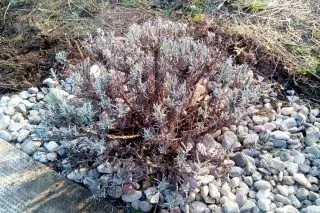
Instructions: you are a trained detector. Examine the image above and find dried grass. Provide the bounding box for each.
[206,0,320,78]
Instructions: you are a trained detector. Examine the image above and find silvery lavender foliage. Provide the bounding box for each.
[40,19,264,193]
[43,89,96,127]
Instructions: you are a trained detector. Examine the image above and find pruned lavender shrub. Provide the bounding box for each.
[40,19,261,193]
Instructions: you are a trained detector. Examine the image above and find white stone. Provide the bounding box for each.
[28,87,39,94]
[240,200,256,212]
[254,180,272,190]
[0,130,12,141]
[277,185,289,197]
[190,201,210,213]
[0,114,10,130]
[33,151,48,163]
[16,103,27,113]
[17,129,30,142]
[209,183,220,199]
[46,152,57,161]
[7,97,22,108]
[44,141,59,152]
[221,199,239,213]
[43,78,58,88]
[256,189,271,200]
[293,173,311,188]
[201,185,209,198]
[258,198,271,212]
[198,175,214,185]
[281,107,294,116]
[122,191,142,203]
[271,131,290,140]
[222,131,238,149]
[7,120,23,132]
[12,113,24,123]
[97,162,113,174]
[21,99,34,109]
[21,140,40,154]
[4,106,15,116]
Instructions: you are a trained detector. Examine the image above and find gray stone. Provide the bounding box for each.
[301,206,320,213]
[131,200,140,210]
[305,146,320,158]
[139,201,152,212]
[67,170,84,183]
[28,87,39,94]
[190,201,210,213]
[286,162,299,175]
[296,188,309,200]
[230,177,240,188]
[46,152,57,161]
[256,189,271,200]
[222,131,238,149]
[254,180,272,190]
[244,176,253,186]
[291,151,305,164]
[272,139,287,148]
[315,198,320,206]
[221,199,239,213]
[267,158,286,171]
[97,162,113,174]
[12,113,24,123]
[209,183,220,199]
[33,151,48,163]
[243,133,259,146]
[16,103,27,113]
[7,120,23,132]
[21,99,34,109]
[0,114,10,130]
[299,164,311,174]
[229,167,243,177]
[17,129,30,143]
[7,97,22,108]
[0,130,12,141]
[28,114,41,125]
[263,122,277,131]
[21,140,41,155]
[289,195,302,208]
[293,173,311,188]
[240,200,256,212]
[252,115,268,125]
[271,131,290,140]
[44,141,59,152]
[275,194,291,205]
[277,185,289,196]
[281,118,297,129]
[252,172,262,181]
[257,198,271,211]
[309,192,320,201]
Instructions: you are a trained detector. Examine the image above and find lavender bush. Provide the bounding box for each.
[41,19,261,190]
